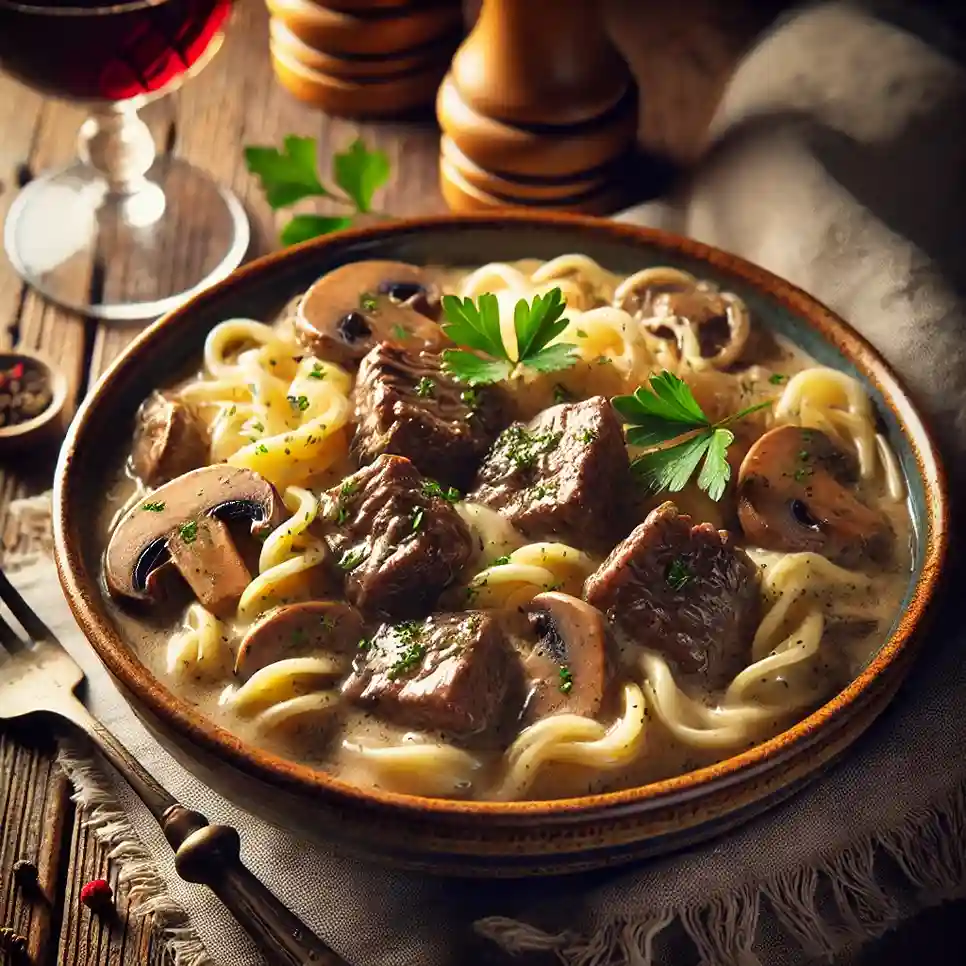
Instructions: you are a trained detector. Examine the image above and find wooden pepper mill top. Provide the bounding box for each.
[450,0,633,126]
[437,0,639,213]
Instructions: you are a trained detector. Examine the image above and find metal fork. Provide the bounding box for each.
[0,568,350,966]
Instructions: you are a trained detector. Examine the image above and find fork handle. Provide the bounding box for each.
[62,709,351,966]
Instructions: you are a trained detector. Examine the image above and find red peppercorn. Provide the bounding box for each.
[79,878,114,913]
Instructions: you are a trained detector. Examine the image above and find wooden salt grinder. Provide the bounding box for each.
[436,0,639,213]
[266,0,464,118]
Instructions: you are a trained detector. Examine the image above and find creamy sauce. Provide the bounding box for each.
[95,258,915,801]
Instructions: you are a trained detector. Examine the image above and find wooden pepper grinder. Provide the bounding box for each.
[437,0,639,212]
[266,0,464,118]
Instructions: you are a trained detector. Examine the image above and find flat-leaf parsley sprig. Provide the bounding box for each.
[244,135,390,247]
[440,287,579,386]
[612,371,772,501]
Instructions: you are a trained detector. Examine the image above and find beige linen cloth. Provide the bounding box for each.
[6,3,966,964]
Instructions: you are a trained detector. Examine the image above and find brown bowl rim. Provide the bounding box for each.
[53,211,950,821]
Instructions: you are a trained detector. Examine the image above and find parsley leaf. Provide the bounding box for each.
[440,288,578,385]
[440,351,513,386]
[333,138,390,213]
[244,135,330,209]
[617,371,772,501]
[439,293,508,359]
[281,215,352,247]
[696,427,734,501]
[244,135,391,245]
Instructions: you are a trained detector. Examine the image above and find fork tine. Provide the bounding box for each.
[0,568,55,644]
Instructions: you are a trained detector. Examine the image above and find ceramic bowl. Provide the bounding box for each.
[52,213,949,877]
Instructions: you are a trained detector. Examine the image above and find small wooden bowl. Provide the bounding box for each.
[0,348,69,456]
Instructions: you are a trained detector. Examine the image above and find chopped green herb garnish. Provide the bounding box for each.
[460,388,479,409]
[422,479,461,503]
[575,329,588,338]
[793,466,813,482]
[577,428,598,444]
[386,622,427,680]
[440,288,578,385]
[308,363,326,380]
[769,373,788,385]
[255,443,269,455]
[559,665,574,695]
[491,554,511,567]
[142,501,165,512]
[415,376,435,398]
[358,637,373,652]
[495,425,563,469]
[359,292,378,312]
[338,547,368,571]
[251,421,264,433]
[411,507,425,532]
[178,520,198,544]
[613,371,772,502]
[288,394,310,412]
[391,324,410,340]
[531,482,557,500]
[666,557,692,591]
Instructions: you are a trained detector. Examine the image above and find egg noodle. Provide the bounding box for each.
[158,255,904,800]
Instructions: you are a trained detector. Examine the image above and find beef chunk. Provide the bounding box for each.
[469,396,633,552]
[320,455,472,619]
[343,611,518,735]
[583,501,760,691]
[353,342,506,490]
[131,391,209,487]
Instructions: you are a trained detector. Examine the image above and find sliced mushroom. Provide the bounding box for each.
[234,600,364,678]
[105,465,284,618]
[615,269,750,370]
[296,260,448,367]
[131,391,210,487]
[737,425,892,563]
[522,591,610,722]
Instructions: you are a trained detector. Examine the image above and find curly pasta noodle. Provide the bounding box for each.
[641,551,875,751]
[179,318,354,490]
[495,682,647,799]
[220,656,344,730]
[342,734,484,798]
[237,486,328,623]
[465,542,597,609]
[774,367,905,501]
[166,603,230,681]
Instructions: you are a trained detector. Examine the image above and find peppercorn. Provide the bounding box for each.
[79,878,113,913]
[12,859,38,893]
[0,926,28,956]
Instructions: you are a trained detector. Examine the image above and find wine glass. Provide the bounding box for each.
[0,0,249,321]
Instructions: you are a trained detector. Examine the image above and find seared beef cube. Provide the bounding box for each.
[469,396,632,552]
[584,501,760,691]
[343,611,517,735]
[321,455,472,619]
[353,342,506,490]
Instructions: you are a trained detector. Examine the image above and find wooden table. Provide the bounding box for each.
[3,2,962,964]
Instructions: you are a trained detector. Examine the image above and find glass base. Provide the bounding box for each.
[3,157,250,322]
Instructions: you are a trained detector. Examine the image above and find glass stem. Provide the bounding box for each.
[77,103,157,197]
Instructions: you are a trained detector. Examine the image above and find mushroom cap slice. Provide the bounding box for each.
[523,591,610,722]
[296,260,448,368]
[131,391,210,487]
[104,465,284,609]
[737,425,892,563]
[235,600,364,678]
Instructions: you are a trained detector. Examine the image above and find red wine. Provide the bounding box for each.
[0,0,232,102]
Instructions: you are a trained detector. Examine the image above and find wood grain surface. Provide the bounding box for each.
[2,1,962,964]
